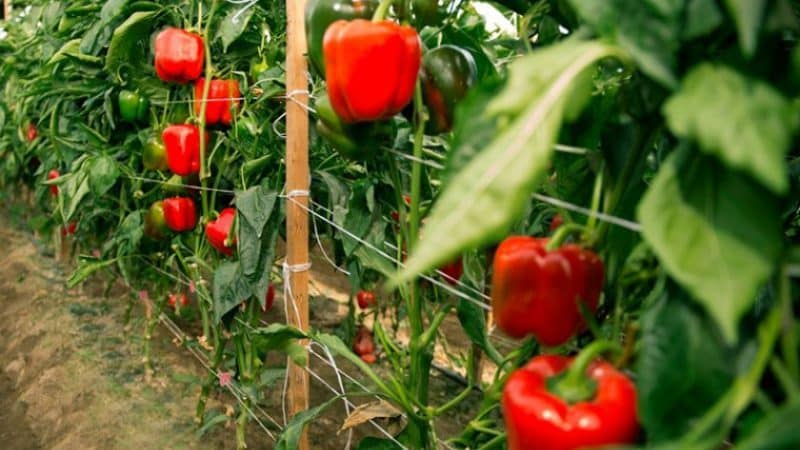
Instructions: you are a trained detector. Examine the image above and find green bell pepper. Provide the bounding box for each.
[420,45,477,134]
[118,90,149,123]
[315,93,388,161]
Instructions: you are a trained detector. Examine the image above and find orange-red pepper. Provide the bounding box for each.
[154,28,205,84]
[194,78,241,126]
[323,19,421,123]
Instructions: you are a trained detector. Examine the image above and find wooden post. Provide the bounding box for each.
[2,0,7,20]
[285,1,310,449]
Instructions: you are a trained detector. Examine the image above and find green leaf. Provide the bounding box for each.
[105,11,157,74]
[80,0,130,55]
[725,0,766,57]
[637,148,781,342]
[253,324,309,366]
[684,0,723,40]
[274,396,340,450]
[568,0,679,88]
[356,437,403,450]
[663,64,799,194]
[636,288,734,442]
[392,40,624,286]
[736,402,800,450]
[218,6,256,52]
[86,155,119,197]
[58,172,91,223]
[236,185,277,239]
[212,261,251,323]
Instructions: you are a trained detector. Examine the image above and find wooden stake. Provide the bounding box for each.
[285,1,310,449]
[2,0,7,20]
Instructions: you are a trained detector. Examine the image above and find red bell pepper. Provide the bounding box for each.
[264,284,275,312]
[353,326,375,357]
[162,124,208,176]
[491,236,603,346]
[205,207,236,256]
[323,19,421,123]
[503,354,638,450]
[27,123,37,142]
[356,290,376,309]
[47,169,60,196]
[61,221,77,237]
[154,28,205,84]
[440,257,463,286]
[194,78,241,126]
[162,197,197,232]
[168,293,190,309]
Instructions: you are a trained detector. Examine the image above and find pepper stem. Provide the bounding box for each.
[373,0,394,21]
[545,223,584,251]
[548,340,622,404]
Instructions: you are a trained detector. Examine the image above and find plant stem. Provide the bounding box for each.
[197,0,220,220]
[779,264,799,381]
[373,0,394,21]
[196,338,225,424]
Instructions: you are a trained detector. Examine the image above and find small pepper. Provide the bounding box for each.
[168,293,190,309]
[491,236,603,346]
[323,19,421,123]
[26,123,37,142]
[205,207,236,256]
[194,78,241,126]
[143,201,170,239]
[264,284,276,312]
[503,354,638,450]
[162,124,208,176]
[439,257,463,286]
[118,90,150,123]
[162,197,197,232]
[143,138,168,171]
[353,326,375,356]
[154,28,205,84]
[356,290,376,309]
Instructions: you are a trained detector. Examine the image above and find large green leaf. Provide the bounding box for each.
[736,402,800,450]
[392,40,625,285]
[212,261,252,323]
[218,6,256,52]
[637,288,734,442]
[725,0,767,57]
[105,11,157,74]
[637,148,781,342]
[274,396,340,450]
[86,155,119,197]
[568,0,679,88]
[663,64,799,194]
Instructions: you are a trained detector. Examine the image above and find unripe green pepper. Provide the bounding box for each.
[411,0,445,27]
[118,90,149,123]
[420,45,477,134]
[142,139,168,171]
[144,201,170,240]
[305,0,379,74]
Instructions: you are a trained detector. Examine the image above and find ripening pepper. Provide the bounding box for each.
[154,28,205,84]
[162,197,197,232]
[439,257,463,286]
[420,45,477,134]
[305,0,379,74]
[323,19,421,123]
[315,93,387,160]
[205,207,236,256]
[194,78,241,126]
[143,201,170,239]
[143,138,168,171]
[162,124,208,176]
[26,123,37,142]
[356,290,376,309]
[118,90,149,123]
[168,292,190,309]
[491,236,603,346]
[264,284,275,312]
[503,354,638,450]
[47,169,60,196]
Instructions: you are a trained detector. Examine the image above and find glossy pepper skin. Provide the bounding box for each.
[356,290,376,309]
[315,93,386,160]
[26,123,37,142]
[154,28,205,84]
[503,355,638,450]
[206,207,236,256]
[420,45,477,134]
[323,19,421,123]
[440,257,464,286]
[194,78,241,126]
[143,138,168,171]
[144,200,170,239]
[118,90,149,123]
[491,236,603,346]
[162,124,208,176]
[162,197,197,232]
[304,0,378,74]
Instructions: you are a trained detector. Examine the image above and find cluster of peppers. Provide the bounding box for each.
[306,2,640,448]
[305,0,477,160]
[140,27,241,259]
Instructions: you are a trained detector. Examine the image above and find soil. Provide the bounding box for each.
[0,199,484,449]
